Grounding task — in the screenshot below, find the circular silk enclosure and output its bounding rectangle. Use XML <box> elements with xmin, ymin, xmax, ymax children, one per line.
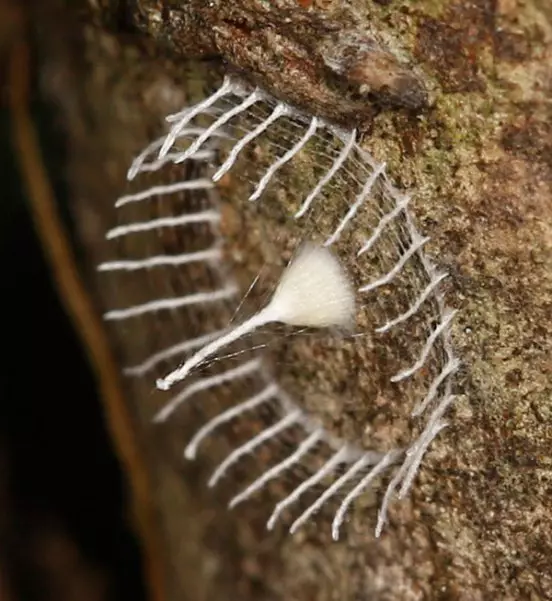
<box><xmin>99</xmin><ymin>76</ymin><xmax>458</xmax><ymax>539</ymax></box>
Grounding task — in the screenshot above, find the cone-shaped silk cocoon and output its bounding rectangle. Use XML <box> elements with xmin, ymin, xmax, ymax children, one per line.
<box><xmin>156</xmin><ymin>243</ymin><xmax>355</xmax><ymax>390</ymax></box>
<box><xmin>268</xmin><ymin>243</ymin><xmax>355</xmax><ymax>329</ymax></box>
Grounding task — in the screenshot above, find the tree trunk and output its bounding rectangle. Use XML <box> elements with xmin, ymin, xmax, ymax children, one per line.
<box><xmin>10</xmin><ymin>0</ymin><xmax>551</xmax><ymax>600</ymax></box>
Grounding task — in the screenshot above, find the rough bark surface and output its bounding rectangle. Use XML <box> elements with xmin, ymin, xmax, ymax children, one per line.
<box><xmin>13</xmin><ymin>1</ymin><xmax>551</xmax><ymax>600</ymax></box>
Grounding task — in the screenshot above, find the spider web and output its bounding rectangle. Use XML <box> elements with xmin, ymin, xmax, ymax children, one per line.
<box><xmin>98</xmin><ymin>76</ymin><xmax>458</xmax><ymax>539</ymax></box>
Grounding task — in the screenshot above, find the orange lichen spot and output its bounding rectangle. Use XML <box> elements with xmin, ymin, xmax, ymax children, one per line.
<box><xmin>215</xmin><ymin>171</ymin><xmax>233</xmax><ymax>189</ymax></box>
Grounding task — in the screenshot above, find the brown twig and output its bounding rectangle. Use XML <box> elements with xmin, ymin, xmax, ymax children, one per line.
<box><xmin>8</xmin><ymin>24</ymin><xmax>165</xmax><ymax>601</ymax></box>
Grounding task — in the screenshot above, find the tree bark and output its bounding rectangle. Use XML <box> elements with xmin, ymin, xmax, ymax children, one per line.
<box><xmin>10</xmin><ymin>0</ymin><xmax>551</xmax><ymax>600</ymax></box>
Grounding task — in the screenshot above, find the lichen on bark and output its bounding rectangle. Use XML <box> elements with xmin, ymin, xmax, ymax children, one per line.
<box><xmin>16</xmin><ymin>0</ymin><xmax>552</xmax><ymax>600</ymax></box>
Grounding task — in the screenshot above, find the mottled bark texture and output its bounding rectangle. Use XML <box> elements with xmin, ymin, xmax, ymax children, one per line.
<box><xmin>12</xmin><ymin>0</ymin><xmax>551</xmax><ymax>600</ymax></box>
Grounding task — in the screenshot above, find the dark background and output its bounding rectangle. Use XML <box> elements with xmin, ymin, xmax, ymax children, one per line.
<box><xmin>0</xmin><ymin>83</ymin><xmax>147</xmax><ymax>601</ymax></box>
